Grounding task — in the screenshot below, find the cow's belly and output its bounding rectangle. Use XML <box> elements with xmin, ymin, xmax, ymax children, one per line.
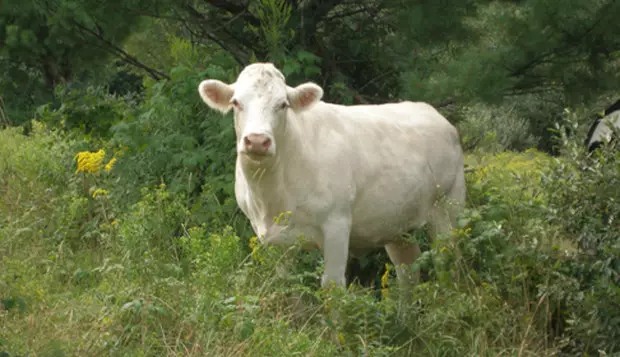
<box><xmin>348</xmin><ymin>210</ymin><xmax>427</xmax><ymax>250</ymax></box>
<box><xmin>348</xmin><ymin>182</ymin><xmax>435</xmax><ymax>250</ymax></box>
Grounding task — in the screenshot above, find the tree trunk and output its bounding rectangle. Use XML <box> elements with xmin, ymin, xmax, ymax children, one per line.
<box><xmin>41</xmin><ymin>54</ymin><xmax>71</xmax><ymax>89</ymax></box>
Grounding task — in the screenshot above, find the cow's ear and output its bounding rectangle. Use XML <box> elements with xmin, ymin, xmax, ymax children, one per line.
<box><xmin>288</xmin><ymin>82</ymin><xmax>323</xmax><ymax>112</ymax></box>
<box><xmin>198</xmin><ymin>80</ymin><xmax>235</xmax><ymax>114</ymax></box>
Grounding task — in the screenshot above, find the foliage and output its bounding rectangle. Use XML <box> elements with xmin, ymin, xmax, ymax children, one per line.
<box><xmin>2</xmin><ymin>102</ymin><xmax>620</xmax><ymax>356</ymax></box>
<box><xmin>0</xmin><ymin>56</ymin><xmax>52</xmax><ymax>127</ymax></box>
<box><xmin>0</xmin><ymin>0</ymin><xmax>159</xmax><ymax>86</ymax></box>
<box><xmin>458</xmin><ymin>102</ymin><xmax>540</xmax><ymax>152</ymax></box>
<box><xmin>0</xmin><ymin>0</ymin><xmax>166</xmax><ymax>127</ymax></box>
<box><xmin>392</xmin><ymin>0</ymin><xmax>620</xmax><ymax>152</ymax></box>
<box><xmin>108</xmin><ymin>60</ymin><xmax>237</xmax><ymax>199</ymax></box>
<box><xmin>395</xmin><ymin>0</ymin><xmax>620</xmax><ymax>103</ymax></box>
<box><xmin>247</xmin><ymin>0</ymin><xmax>294</xmax><ymax>59</ymax></box>
<box><xmin>35</xmin><ymin>84</ymin><xmax>140</xmax><ymax>140</ymax></box>
<box><xmin>5</xmin><ymin>0</ymin><xmax>619</xmax><ymax>151</ymax></box>
<box><xmin>542</xmin><ymin>111</ymin><xmax>620</xmax><ymax>355</ymax></box>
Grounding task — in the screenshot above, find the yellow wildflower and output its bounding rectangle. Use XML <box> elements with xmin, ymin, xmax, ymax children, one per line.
<box><xmin>249</xmin><ymin>236</ymin><xmax>258</xmax><ymax>250</ymax></box>
<box><xmin>74</xmin><ymin>149</ymin><xmax>106</xmax><ymax>174</ymax></box>
<box><xmin>188</xmin><ymin>226</ymin><xmax>202</xmax><ymax>234</ymax></box>
<box><xmin>273</xmin><ymin>210</ymin><xmax>293</xmax><ymax>225</ymax></box>
<box><xmin>381</xmin><ymin>263</ymin><xmax>391</xmax><ymax>298</ymax></box>
<box><xmin>337</xmin><ymin>332</ymin><xmax>345</xmax><ymax>345</ymax></box>
<box><xmin>249</xmin><ymin>236</ymin><xmax>264</xmax><ymax>263</ymax></box>
<box><xmin>104</xmin><ymin>157</ymin><xmax>117</xmax><ymax>172</ymax></box>
<box><xmin>91</xmin><ymin>188</ymin><xmax>109</xmax><ymax>198</ymax></box>
<box><xmin>31</xmin><ymin>120</ymin><xmax>47</xmax><ymax>134</ymax></box>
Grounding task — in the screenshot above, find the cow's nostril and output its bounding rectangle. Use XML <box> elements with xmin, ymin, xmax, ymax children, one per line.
<box><xmin>243</xmin><ymin>134</ymin><xmax>271</xmax><ymax>153</ymax></box>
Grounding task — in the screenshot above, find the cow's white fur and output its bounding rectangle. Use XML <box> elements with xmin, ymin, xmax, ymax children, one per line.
<box><xmin>198</xmin><ymin>62</ymin><xmax>466</xmax><ymax>290</ymax></box>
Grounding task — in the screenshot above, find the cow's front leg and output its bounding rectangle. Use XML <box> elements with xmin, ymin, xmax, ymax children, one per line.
<box><xmin>320</xmin><ymin>216</ymin><xmax>351</xmax><ymax>288</ymax></box>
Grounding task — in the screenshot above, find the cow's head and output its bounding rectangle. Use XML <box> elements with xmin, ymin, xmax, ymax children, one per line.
<box><xmin>198</xmin><ymin>63</ymin><xmax>323</xmax><ymax>161</ymax></box>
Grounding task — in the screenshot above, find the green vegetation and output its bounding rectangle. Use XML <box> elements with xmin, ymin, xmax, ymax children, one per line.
<box><xmin>1</xmin><ymin>0</ymin><xmax>619</xmax><ymax>355</ymax></box>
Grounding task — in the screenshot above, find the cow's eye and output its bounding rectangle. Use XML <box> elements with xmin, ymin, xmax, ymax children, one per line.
<box><xmin>230</xmin><ymin>99</ymin><xmax>240</xmax><ymax>109</ymax></box>
<box><xmin>279</xmin><ymin>101</ymin><xmax>289</xmax><ymax>110</ymax></box>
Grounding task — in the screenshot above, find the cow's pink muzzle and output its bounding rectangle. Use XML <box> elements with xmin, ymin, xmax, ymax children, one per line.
<box><xmin>243</xmin><ymin>133</ymin><xmax>272</xmax><ymax>155</ymax></box>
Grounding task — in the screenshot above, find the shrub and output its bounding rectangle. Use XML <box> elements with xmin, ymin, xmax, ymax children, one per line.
<box><xmin>458</xmin><ymin>102</ymin><xmax>539</xmax><ymax>152</ymax></box>
<box><xmin>35</xmin><ymin>84</ymin><xmax>139</xmax><ymax>140</ymax></box>
<box><xmin>109</xmin><ymin>62</ymin><xmax>239</xmax><ymax>210</ymax></box>
<box><xmin>539</xmin><ymin>110</ymin><xmax>620</xmax><ymax>355</ymax></box>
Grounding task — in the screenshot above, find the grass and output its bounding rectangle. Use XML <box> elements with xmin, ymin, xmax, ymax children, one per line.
<box><xmin>1</xmin><ymin>122</ymin><xmax>617</xmax><ymax>356</ymax></box>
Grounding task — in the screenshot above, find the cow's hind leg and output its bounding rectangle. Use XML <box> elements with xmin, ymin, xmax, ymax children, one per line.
<box><xmin>429</xmin><ymin>173</ymin><xmax>466</xmax><ymax>281</ymax></box>
<box><xmin>385</xmin><ymin>240</ymin><xmax>421</xmax><ymax>317</ymax></box>
<box><xmin>385</xmin><ymin>241</ymin><xmax>422</xmax><ymax>288</ymax></box>
<box><xmin>430</xmin><ymin>166</ymin><xmax>465</xmax><ymax>239</ymax></box>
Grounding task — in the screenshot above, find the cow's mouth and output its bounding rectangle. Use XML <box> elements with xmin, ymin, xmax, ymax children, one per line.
<box><xmin>241</xmin><ymin>151</ymin><xmax>272</xmax><ymax>162</ymax></box>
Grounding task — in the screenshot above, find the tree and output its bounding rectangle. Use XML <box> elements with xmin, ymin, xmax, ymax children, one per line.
<box><xmin>0</xmin><ymin>0</ymin><xmax>172</xmax><ymax>125</ymax></box>
<box><xmin>137</xmin><ymin>0</ymin><xmax>396</xmax><ymax>104</ymax></box>
<box><xmin>393</xmin><ymin>0</ymin><xmax>620</xmax><ymax>102</ymax></box>
<box><xmin>156</xmin><ymin>0</ymin><xmax>619</xmax><ymax>150</ymax></box>
<box><xmin>0</xmin><ymin>0</ymin><xmax>170</xmax><ymax>88</ymax></box>
<box><xmin>390</xmin><ymin>0</ymin><xmax>620</xmax><ymax>149</ymax></box>
<box><xmin>4</xmin><ymin>0</ymin><xmax>619</xmax><ymax>147</ymax></box>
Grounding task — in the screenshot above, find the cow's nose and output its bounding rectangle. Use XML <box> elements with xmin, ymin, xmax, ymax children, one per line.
<box><xmin>243</xmin><ymin>133</ymin><xmax>272</xmax><ymax>154</ymax></box>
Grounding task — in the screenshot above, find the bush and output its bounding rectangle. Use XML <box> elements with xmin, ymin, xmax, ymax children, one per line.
<box><xmin>108</xmin><ymin>62</ymin><xmax>239</xmax><ymax>209</ymax></box>
<box><xmin>35</xmin><ymin>84</ymin><xmax>139</xmax><ymax>140</ymax></box>
<box><xmin>452</xmin><ymin>113</ymin><xmax>620</xmax><ymax>356</ymax></box>
<box><xmin>540</xmin><ymin>111</ymin><xmax>620</xmax><ymax>355</ymax></box>
<box><xmin>458</xmin><ymin>102</ymin><xmax>539</xmax><ymax>152</ymax></box>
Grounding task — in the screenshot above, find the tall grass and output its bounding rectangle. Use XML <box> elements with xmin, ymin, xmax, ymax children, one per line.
<box><xmin>1</xmin><ymin>113</ymin><xmax>618</xmax><ymax>356</ymax></box>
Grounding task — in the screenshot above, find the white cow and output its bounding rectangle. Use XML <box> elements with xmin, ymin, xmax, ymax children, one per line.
<box><xmin>198</xmin><ymin>62</ymin><xmax>466</xmax><ymax>291</ymax></box>
<box><xmin>585</xmin><ymin>99</ymin><xmax>620</xmax><ymax>152</ymax></box>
